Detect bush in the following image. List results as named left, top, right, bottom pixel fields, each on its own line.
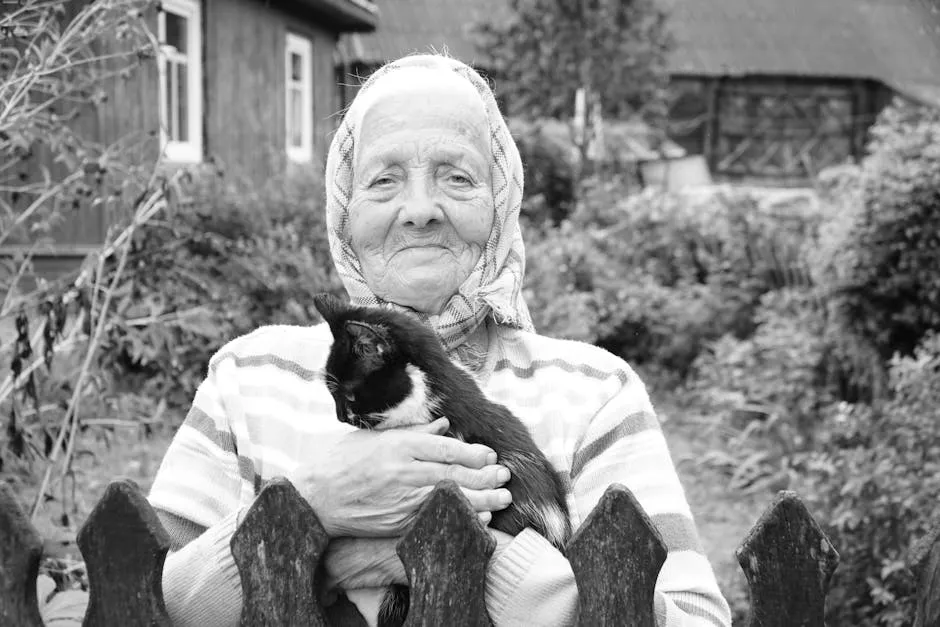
left=798, top=333, right=940, bottom=627
left=830, top=100, right=940, bottom=363
left=690, top=289, right=832, bottom=444
left=522, top=221, right=602, bottom=343
left=510, top=119, right=579, bottom=226
left=524, top=179, right=826, bottom=379
left=98, top=169, right=343, bottom=409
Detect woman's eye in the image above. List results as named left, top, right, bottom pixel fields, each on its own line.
left=447, top=172, right=473, bottom=186
left=370, top=176, right=395, bottom=188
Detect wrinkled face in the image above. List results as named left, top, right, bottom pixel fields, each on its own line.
left=347, top=75, right=495, bottom=315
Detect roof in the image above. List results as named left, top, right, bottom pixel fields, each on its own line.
left=337, top=0, right=504, bottom=68
left=664, top=0, right=940, bottom=86
left=339, top=0, right=940, bottom=103
left=299, top=0, right=378, bottom=32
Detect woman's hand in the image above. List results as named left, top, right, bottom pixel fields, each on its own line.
left=323, top=537, right=406, bottom=590
left=322, top=527, right=518, bottom=594
left=290, top=418, right=513, bottom=537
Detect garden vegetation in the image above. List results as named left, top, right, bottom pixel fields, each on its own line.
left=2, top=1, right=939, bottom=624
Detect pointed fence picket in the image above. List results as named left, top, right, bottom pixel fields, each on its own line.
left=1, top=476, right=939, bottom=626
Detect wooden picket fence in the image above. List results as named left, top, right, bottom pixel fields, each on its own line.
left=1, top=477, right=939, bottom=627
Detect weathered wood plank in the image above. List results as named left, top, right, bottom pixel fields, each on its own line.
left=912, top=515, right=940, bottom=627
left=398, top=480, right=495, bottom=627
left=0, top=482, right=45, bottom=627
left=76, top=478, right=173, bottom=627
left=231, top=477, right=331, bottom=626
left=735, top=490, right=839, bottom=627
left=568, top=483, right=667, bottom=627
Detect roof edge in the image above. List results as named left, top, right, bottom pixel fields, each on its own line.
left=883, top=79, right=940, bottom=109
left=297, top=0, right=378, bottom=32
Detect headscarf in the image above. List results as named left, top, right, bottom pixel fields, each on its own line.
left=324, top=54, right=535, bottom=356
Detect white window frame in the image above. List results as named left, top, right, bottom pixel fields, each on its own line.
left=285, top=32, right=314, bottom=163
left=158, top=0, right=203, bottom=164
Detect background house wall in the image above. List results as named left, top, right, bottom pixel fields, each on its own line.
left=667, top=76, right=897, bottom=186
left=204, top=0, right=345, bottom=182
left=8, top=0, right=373, bottom=278
left=2, top=0, right=163, bottom=278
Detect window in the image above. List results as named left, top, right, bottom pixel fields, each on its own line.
left=285, top=33, right=313, bottom=163
left=158, top=0, right=202, bottom=163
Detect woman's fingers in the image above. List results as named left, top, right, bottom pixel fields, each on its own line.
left=462, top=486, right=513, bottom=513
left=404, top=432, right=497, bottom=468
left=324, top=537, right=406, bottom=589
left=412, top=461, right=510, bottom=490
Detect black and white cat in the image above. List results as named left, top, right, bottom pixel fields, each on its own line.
left=312, top=293, right=572, bottom=627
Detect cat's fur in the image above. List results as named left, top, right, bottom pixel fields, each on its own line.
left=312, top=293, right=572, bottom=627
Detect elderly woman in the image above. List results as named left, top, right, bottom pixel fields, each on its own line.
left=147, top=54, right=732, bottom=627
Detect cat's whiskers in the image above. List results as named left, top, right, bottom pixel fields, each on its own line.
left=322, top=371, right=340, bottom=395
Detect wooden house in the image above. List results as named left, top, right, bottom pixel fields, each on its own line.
left=11, top=0, right=377, bottom=277
left=337, top=0, right=940, bottom=186
left=148, top=0, right=377, bottom=175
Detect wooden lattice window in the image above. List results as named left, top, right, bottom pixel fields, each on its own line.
left=713, top=82, right=855, bottom=183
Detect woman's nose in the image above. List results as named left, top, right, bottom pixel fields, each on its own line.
left=399, top=180, right=443, bottom=228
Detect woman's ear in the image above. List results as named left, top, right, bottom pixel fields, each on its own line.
left=344, top=321, right=391, bottom=368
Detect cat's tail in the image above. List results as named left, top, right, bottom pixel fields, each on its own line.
left=498, top=450, right=573, bottom=551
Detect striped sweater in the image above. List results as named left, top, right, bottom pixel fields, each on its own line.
left=147, top=320, right=732, bottom=627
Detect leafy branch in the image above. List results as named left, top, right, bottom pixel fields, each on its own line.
left=27, top=169, right=183, bottom=520
left=472, top=0, right=673, bottom=190
left=1, top=0, right=159, bottom=247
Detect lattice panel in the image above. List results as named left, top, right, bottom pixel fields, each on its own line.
left=713, top=83, right=856, bottom=181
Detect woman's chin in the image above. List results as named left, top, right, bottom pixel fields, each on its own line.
left=381, top=279, right=459, bottom=315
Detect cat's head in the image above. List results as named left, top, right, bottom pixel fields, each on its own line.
left=313, top=293, right=437, bottom=430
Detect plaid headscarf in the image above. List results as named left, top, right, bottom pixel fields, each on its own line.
left=324, top=54, right=535, bottom=355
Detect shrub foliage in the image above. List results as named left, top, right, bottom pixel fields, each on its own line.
left=831, top=101, right=940, bottom=362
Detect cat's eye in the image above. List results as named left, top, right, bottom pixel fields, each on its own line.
left=344, top=392, right=355, bottom=403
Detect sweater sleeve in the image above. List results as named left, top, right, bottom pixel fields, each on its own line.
left=484, top=370, right=732, bottom=627
left=147, top=355, right=248, bottom=627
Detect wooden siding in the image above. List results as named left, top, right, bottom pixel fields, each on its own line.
left=204, top=0, right=342, bottom=184
left=6, top=0, right=345, bottom=265
left=3, top=1, right=161, bottom=255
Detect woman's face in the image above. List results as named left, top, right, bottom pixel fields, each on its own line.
left=347, top=77, right=494, bottom=315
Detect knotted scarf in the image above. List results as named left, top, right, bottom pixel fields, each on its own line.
left=324, top=54, right=535, bottom=359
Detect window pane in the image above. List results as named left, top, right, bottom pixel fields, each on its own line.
left=165, top=59, right=175, bottom=139
left=165, top=12, right=187, bottom=54
left=290, top=52, right=302, bottom=82
left=178, top=62, right=188, bottom=142
left=289, top=88, right=302, bottom=148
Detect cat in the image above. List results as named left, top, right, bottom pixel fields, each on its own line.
left=312, top=293, right=572, bottom=627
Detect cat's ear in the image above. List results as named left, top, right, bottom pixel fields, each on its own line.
left=313, top=293, right=346, bottom=328
left=344, top=321, right=391, bottom=368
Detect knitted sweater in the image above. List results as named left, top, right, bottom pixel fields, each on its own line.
left=147, top=321, right=732, bottom=627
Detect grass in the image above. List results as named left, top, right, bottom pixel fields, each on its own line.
left=654, top=396, right=769, bottom=623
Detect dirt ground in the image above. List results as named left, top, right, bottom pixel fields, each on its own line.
left=655, top=398, right=768, bottom=622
